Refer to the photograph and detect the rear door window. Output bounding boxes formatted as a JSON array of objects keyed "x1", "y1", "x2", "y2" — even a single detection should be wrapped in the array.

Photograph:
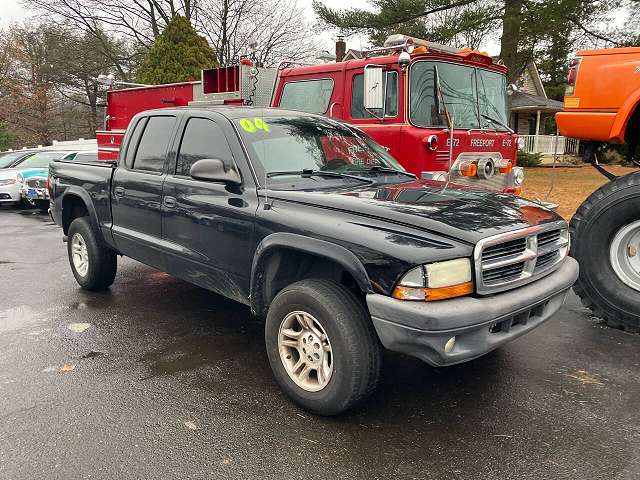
[
  {"x1": 132, "y1": 116, "x2": 175, "y2": 173},
  {"x1": 175, "y1": 118, "x2": 235, "y2": 177},
  {"x1": 124, "y1": 118, "x2": 148, "y2": 169},
  {"x1": 279, "y1": 79, "x2": 334, "y2": 114}
]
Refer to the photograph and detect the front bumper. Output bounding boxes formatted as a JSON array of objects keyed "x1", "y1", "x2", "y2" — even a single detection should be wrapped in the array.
[
  {"x1": 0, "y1": 183, "x2": 21, "y2": 203},
  {"x1": 20, "y1": 186, "x2": 49, "y2": 202},
  {"x1": 367, "y1": 257, "x2": 579, "y2": 366}
]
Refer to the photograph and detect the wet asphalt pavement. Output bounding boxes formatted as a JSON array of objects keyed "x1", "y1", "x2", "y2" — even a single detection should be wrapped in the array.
[{"x1": 1, "y1": 207, "x2": 639, "y2": 480}]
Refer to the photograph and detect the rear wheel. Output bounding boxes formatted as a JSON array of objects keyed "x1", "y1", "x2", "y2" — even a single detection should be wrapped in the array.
[
  {"x1": 265, "y1": 279, "x2": 381, "y2": 416},
  {"x1": 570, "y1": 172, "x2": 640, "y2": 331},
  {"x1": 67, "y1": 217, "x2": 117, "y2": 290}
]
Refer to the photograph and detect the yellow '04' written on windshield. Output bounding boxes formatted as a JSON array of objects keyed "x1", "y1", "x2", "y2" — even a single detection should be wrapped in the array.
[{"x1": 239, "y1": 117, "x2": 270, "y2": 133}]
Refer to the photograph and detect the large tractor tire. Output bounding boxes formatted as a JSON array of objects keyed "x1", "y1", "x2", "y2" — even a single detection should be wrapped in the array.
[{"x1": 570, "y1": 171, "x2": 640, "y2": 332}]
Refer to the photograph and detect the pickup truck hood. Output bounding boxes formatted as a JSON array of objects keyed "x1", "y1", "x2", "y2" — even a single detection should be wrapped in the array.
[{"x1": 269, "y1": 179, "x2": 563, "y2": 245}]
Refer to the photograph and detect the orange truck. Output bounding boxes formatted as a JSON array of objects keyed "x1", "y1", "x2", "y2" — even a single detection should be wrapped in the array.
[
  {"x1": 557, "y1": 46, "x2": 640, "y2": 157},
  {"x1": 556, "y1": 46, "x2": 640, "y2": 333}
]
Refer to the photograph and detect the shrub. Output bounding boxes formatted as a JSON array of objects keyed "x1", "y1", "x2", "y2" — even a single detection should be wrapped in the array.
[{"x1": 516, "y1": 150, "x2": 543, "y2": 167}]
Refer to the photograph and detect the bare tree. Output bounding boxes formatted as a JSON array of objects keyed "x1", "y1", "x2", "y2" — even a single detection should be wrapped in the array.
[
  {"x1": 197, "y1": 0, "x2": 318, "y2": 66},
  {"x1": 24, "y1": 0, "x2": 320, "y2": 68}
]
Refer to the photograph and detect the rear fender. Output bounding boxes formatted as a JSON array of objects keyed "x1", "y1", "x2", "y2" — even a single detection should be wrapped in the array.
[
  {"x1": 61, "y1": 187, "x2": 101, "y2": 235},
  {"x1": 611, "y1": 88, "x2": 640, "y2": 142}
]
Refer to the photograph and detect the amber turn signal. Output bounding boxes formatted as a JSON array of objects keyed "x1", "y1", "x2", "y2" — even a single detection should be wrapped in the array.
[
  {"x1": 392, "y1": 282, "x2": 474, "y2": 302},
  {"x1": 459, "y1": 162, "x2": 477, "y2": 177},
  {"x1": 499, "y1": 161, "x2": 513, "y2": 174}
]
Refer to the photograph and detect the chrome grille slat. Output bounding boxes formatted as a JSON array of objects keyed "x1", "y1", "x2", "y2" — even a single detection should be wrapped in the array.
[
  {"x1": 482, "y1": 238, "x2": 527, "y2": 260},
  {"x1": 474, "y1": 222, "x2": 569, "y2": 294}
]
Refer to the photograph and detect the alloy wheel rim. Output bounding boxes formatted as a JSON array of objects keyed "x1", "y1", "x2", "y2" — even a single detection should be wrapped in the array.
[
  {"x1": 71, "y1": 233, "x2": 89, "y2": 277},
  {"x1": 610, "y1": 220, "x2": 640, "y2": 292},
  {"x1": 278, "y1": 311, "x2": 333, "y2": 392}
]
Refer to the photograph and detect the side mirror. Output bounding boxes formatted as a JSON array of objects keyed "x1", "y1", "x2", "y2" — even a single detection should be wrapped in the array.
[
  {"x1": 190, "y1": 158, "x2": 241, "y2": 185},
  {"x1": 363, "y1": 66, "x2": 384, "y2": 110}
]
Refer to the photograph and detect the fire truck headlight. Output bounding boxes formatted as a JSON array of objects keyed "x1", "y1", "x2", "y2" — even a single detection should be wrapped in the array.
[
  {"x1": 516, "y1": 136, "x2": 525, "y2": 149},
  {"x1": 513, "y1": 166, "x2": 525, "y2": 185}
]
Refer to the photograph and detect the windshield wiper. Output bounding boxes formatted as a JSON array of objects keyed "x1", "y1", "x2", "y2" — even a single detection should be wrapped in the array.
[
  {"x1": 367, "y1": 165, "x2": 416, "y2": 178},
  {"x1": 480, "y1": 113, "x2": 514, "y2": 133},
  {"x1": 266, "y1": 169, "x2": 374, "y2": 184}
]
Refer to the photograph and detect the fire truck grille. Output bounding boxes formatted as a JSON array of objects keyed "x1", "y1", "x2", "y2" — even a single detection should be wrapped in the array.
[{"x1": 474, "y1": 223, "x2": 569, "y2": 295}]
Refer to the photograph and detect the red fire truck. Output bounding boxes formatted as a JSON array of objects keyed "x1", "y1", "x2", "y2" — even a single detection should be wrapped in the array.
[{"x1": 97, "y1": 35, "x2": 523, "y2": 192}]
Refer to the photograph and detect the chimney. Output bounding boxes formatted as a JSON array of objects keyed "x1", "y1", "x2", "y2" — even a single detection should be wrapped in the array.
[{"x1": 335, "y1": 35, "x2": 346, "y2": 62}]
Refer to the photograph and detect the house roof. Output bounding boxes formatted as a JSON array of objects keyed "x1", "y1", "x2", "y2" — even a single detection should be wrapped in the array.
[{"x1": 510, "y1": 92, "x2": 563, "y2": 112}]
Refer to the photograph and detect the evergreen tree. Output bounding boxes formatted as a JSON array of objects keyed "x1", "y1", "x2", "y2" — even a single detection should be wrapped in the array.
[
  {"x1": 313, "y1": 0, "x2": 624, "y2": 85},
  {"x1": 0, "y1": 122, "x2": 16, "y2": 150},
  {"x1": 137, "y1": 16, "x2": 218, "y2": 85}
]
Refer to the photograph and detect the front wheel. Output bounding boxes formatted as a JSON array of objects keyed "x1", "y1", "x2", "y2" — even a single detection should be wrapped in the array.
[
  {"x1": 265, "y1": 279, "x2": 381, "y2": 416},
  {"x1": 570, "y1": 172, "x2": 640, "y2": 332},
  {"x1": 67, "y1": 217, "x2": 117, "y2": 290}
]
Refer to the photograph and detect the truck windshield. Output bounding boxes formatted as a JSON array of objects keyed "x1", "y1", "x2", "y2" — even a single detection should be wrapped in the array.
[
  {"x1": 410, "y1": 61, "x2": 508, "y2": 130},
  {"x1": 233, "y1": 116, "x2": 406, "y2": 181}
]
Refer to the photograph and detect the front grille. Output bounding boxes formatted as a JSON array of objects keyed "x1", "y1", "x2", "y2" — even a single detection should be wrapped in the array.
[
  {"x1": 475, "y1": 222, "x2": 569, "y2": 294},
  {"x1": 26, "y1": 178, "x2": 45, "y2": 188},
  {"x1": 482, "y1": 262, "x2": 525, "y2": 283},
  {"x1": 482, "y1": 237, "x2": 526, "y2": 261}
]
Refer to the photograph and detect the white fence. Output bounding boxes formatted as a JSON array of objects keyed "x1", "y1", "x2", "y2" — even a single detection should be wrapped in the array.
[{"x1": 520, "y1": 135, "x2": 579, "y2": 155}]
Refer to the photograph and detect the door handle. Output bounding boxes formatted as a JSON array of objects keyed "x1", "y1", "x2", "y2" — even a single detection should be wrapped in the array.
[
  {"x1": 114, "y1": 186, "x2": 125, "y2": 197},
  {"x1": 163, "y1": 196, "x2": 176, "y2": 208}
]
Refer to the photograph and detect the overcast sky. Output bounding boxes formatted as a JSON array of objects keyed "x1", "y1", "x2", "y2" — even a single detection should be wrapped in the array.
[{"x1": 0, "y1": 0, "x2": 628, "y2": 57}]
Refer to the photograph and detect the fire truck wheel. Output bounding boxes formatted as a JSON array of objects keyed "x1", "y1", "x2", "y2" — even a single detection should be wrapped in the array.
[{"x1": 570, "y1": 171, "x2": 640, "y2": 332}]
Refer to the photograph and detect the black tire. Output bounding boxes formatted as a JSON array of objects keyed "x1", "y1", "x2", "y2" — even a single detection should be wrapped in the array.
[
  {"x1": 265, "y1": 279, "x2": 381, "y2": 416},
  {"x1": 570, "y1": 171, "x2": 640, "y2": 332},
  {"x1": 67, "y1": 216, "x2": 117, "y2": 290}
]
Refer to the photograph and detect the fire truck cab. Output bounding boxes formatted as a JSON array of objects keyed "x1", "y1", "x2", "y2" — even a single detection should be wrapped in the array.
[
  {"x1": 97, "y1": 35, "x2": 523, "y2": 193},
  {"x1": 272, "y1": 35, "x2": 523, "y2": 192}
]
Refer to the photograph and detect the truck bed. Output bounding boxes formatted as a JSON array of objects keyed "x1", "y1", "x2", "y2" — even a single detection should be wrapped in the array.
[{"x1": 49, "y1": 159, "x2": 118, "y2": 243}]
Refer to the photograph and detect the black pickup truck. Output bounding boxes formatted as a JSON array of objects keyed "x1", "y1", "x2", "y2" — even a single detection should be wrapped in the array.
[{"x1": 49, "y1": 107, "x2": 579, "y2": 415}]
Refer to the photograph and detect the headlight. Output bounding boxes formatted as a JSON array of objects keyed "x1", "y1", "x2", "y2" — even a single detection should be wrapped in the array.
[
  {"x1": 512, "y1": 166, "x2": 524, "y2": 185},
  {"x1": 392, "y1": 258, "x2": 474, "y2": 301},
  {"x1": 516, "y1": 136, "x2": 525, "y2": 149},
  {"x1": 0, "y1": 179, "x2": 16, "y2": 186}
]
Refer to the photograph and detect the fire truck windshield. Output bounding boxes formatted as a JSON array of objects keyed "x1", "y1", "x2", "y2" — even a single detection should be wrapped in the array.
[
  {"x1": 409, "y1": 61, "x2": 508, "y2": 131},
  {"x1": 233, "y1": 115, "x2": 408, "y2": 182}
]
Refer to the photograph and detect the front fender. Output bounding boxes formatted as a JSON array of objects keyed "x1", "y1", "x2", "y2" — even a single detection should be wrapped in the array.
[{"x1": 250, "y1": 232, "x2": 371, "y2": 316}]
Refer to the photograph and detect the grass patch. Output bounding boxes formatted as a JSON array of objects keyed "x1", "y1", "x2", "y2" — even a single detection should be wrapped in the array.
[{"x1": 520, "y1": 165, "x2": 637, "y2": 220}]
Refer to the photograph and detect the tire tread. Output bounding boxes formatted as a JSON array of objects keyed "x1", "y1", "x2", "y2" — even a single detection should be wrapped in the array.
[{"x1": 570, "y1": 171, "x2": 640, "y2": 332}]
